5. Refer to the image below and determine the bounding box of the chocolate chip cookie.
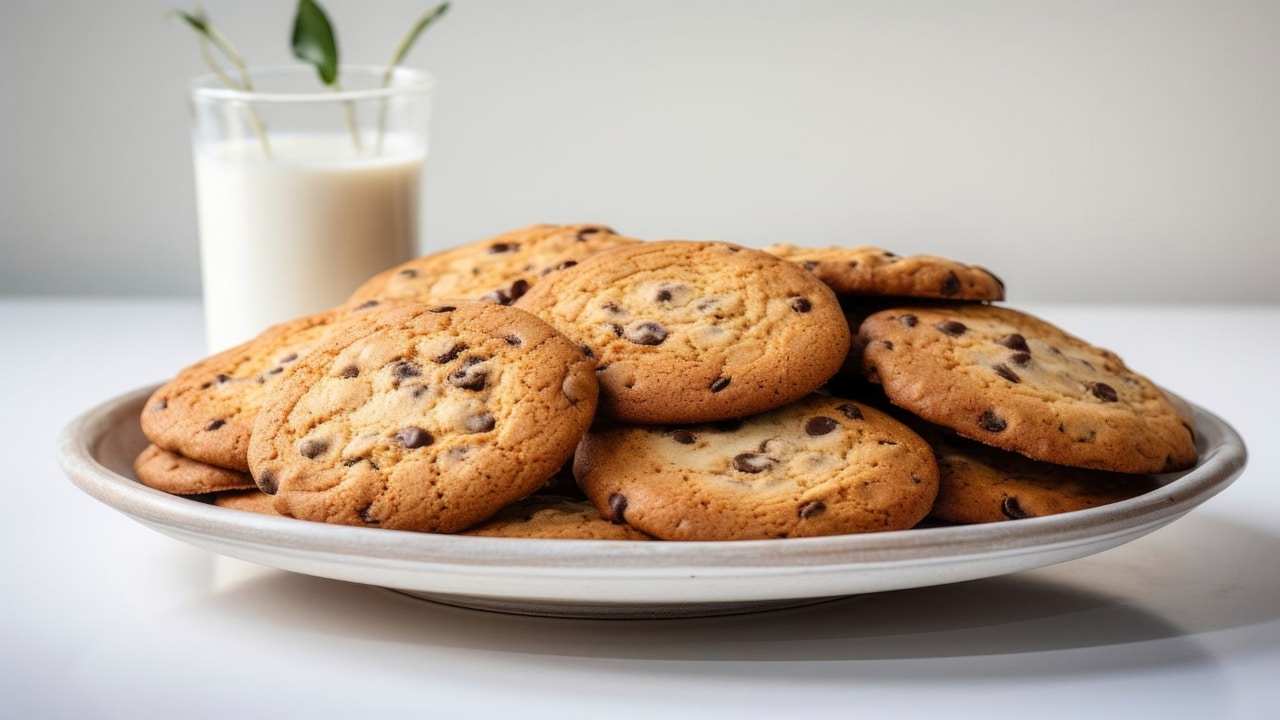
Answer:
[133,444,255,495]
[247,302,599,533]
[515,241,851,424]
[346,223,640,307]
[213,489,286,517]
[575,395,939,540]
[858,304,1197,473]
[928,430,1162,523]
[460,496,653,540]
[141,307,352,472]
[764,244,1005,301]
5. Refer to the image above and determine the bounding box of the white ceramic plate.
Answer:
[59,384,1248,619]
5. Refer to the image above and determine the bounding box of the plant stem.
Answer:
[333,81,364,153]
[197,18,272,157]
[375,3,448,155]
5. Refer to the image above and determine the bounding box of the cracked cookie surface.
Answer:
[247,302,598,532]
[346,223,639,307]
[765,244,1005,301]
[575,395,939,540]
[858,304,1197,473]
[515,241,850,424]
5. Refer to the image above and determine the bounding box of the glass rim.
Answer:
[189,64,434,103]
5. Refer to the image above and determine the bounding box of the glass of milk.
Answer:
[189,65,433,353]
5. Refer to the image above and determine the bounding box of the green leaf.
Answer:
[169,9,210,38]
[388,3,450,70]
[292,0,339,86]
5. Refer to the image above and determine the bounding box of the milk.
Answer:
[194,134,423,353]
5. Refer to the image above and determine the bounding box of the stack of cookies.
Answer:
[136,223,1198,540]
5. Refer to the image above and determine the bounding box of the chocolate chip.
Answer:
[836,403,864,420]
[488,242,520,253]
[428,305,456,313]
[214,373,231,384]
[1001,496,1029,520]
[607,493,628,523]
[466,413,496,433]
[503,334,522,346]
[993,364,1020,383]
[790,297,812,313]
[580,345,595,359]
[805,416,838,435]
[544,260,577,275]
[342,457,363,467]
[995,334,1030,353]
[710,376,731,393]
[352,299,380,311]
[625,321,668,346]
[881,340,894,350]
[340,365,360,378]
[508,279,529,302]
[934,320,967,336]
[978,410,1006,432]
[733,453,772,473]
[199,381,213,390]
[153,399,167,411]
[448,359,489,390]
[358,504,380,525]
[398,268,418,278]
[480,288,513,305]
[393,360,422,381]
[1010,352,1032,366]
[1088,382,1119,402]
[713,418,743,432]
[394,426,433,449]
[802,261,819,271]
[655,288,673,303]
[668,429,697,444]
[798,501,826,519]
[601,301,623,314]
[257,470,277,495]
[940,271,962,297]
[899,314,917,327]
[267,366,284,376]
[299,438,329,459]
[433,343,468,363]
[610,324,624,337]
[577,228,603,242]
[205,419,226,431]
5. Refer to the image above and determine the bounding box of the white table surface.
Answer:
[2,297,1277,719]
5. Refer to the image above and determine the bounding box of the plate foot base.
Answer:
[388,589,845,619]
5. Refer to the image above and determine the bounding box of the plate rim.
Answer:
[58,383,1249,577]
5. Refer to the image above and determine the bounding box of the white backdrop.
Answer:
[2,0,1278,302]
